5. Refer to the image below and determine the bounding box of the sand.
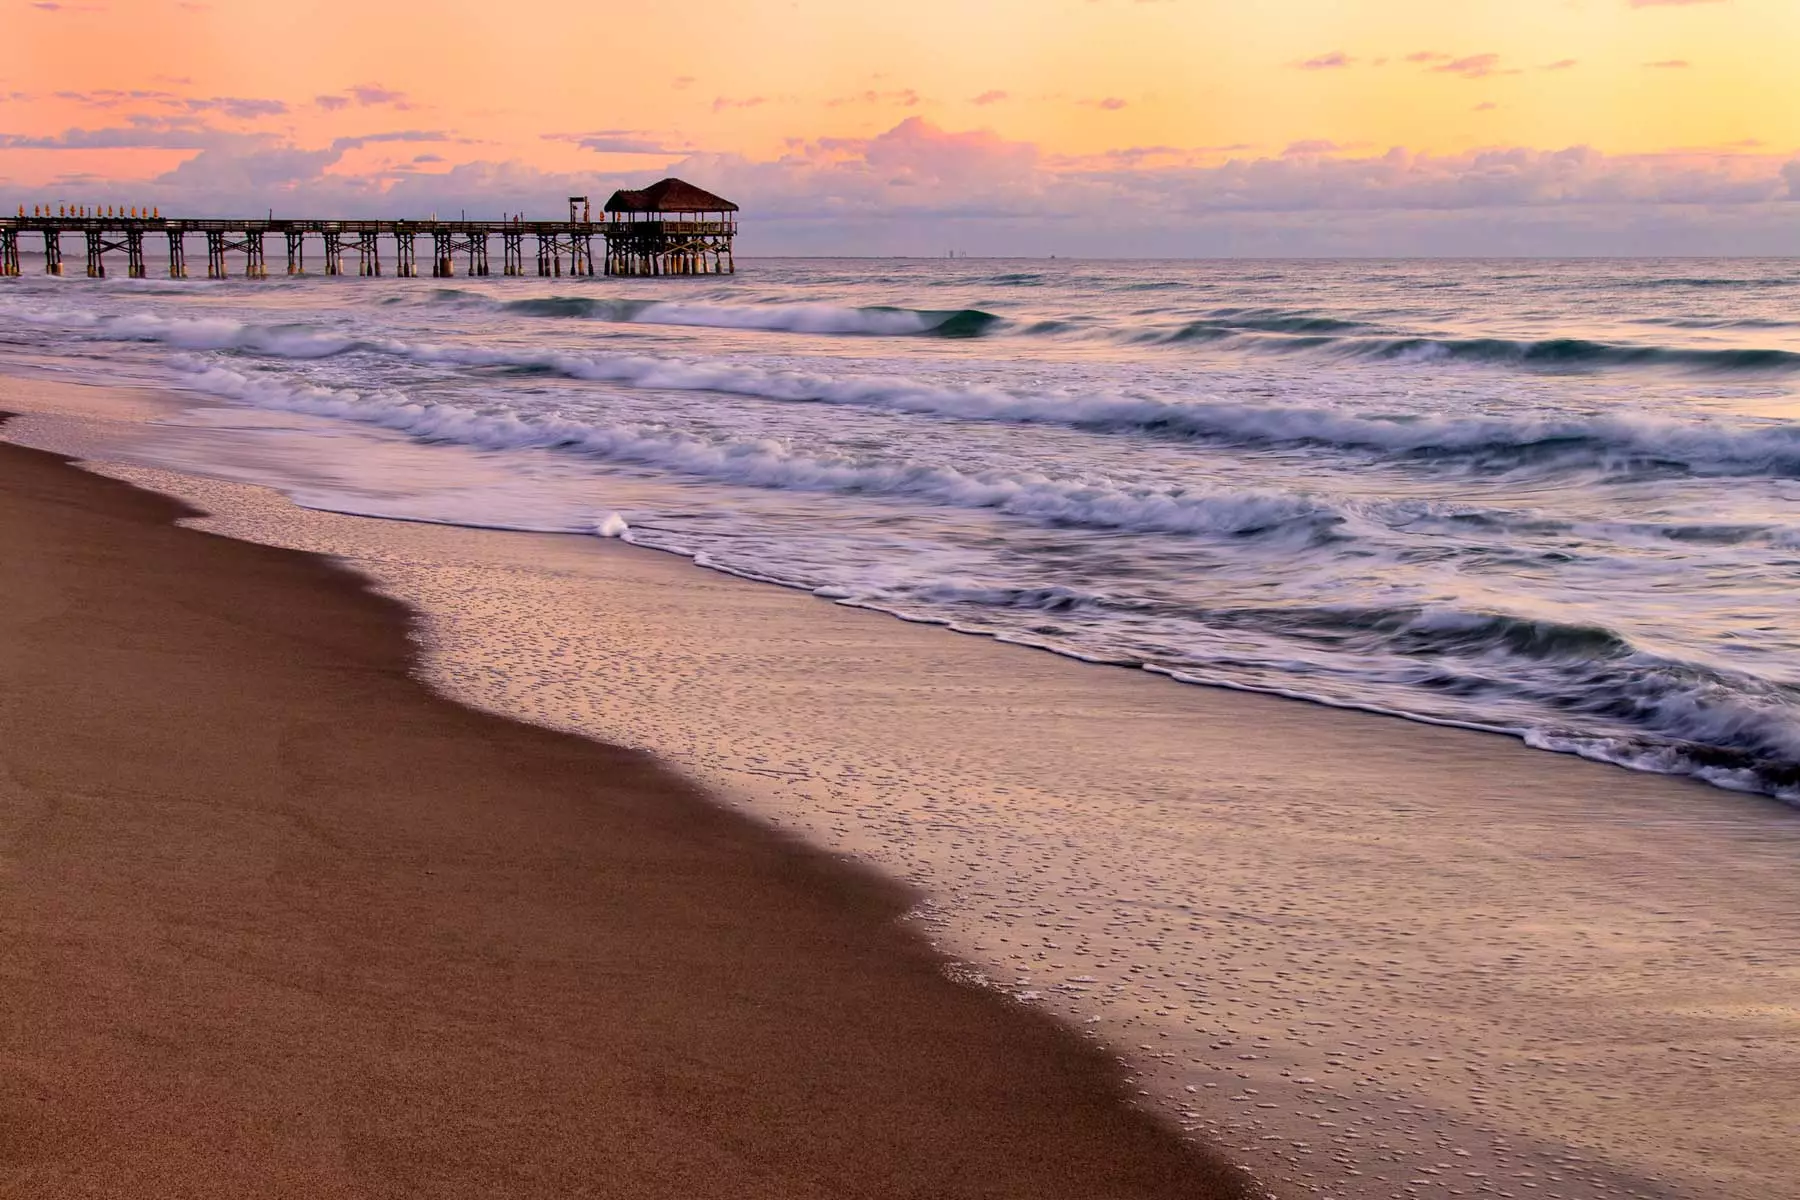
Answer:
[0,431,1255,1199]
[6,377,1800,1200]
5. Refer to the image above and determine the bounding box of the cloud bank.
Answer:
[5,116,1796,256]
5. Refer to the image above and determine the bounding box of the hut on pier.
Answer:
[602,178,737,276]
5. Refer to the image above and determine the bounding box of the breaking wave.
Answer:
[489,295,1003,337]
[76,311,1800,479]
[847,583,1800,801]
[179,364,1342,540]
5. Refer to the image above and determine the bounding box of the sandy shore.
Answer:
[6,377,1800,1200]
[0,431,1255,1198]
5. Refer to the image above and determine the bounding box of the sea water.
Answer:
[3,256,1798,801]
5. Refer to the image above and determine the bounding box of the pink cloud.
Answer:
[1296,51,1354,70]
[1646,59,1692,68]
[970,90,1009,106]
[11,115,1798,254]
[1432,54,1504,78]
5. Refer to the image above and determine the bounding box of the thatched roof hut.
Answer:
[604,178,739,217]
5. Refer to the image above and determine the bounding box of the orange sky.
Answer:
[3,0,1796,252]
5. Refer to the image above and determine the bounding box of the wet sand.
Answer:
[6,378,1800,1200]
[0,431,1255,1199]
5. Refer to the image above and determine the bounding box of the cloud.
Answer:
[0,124,211,150]
[1282,139,1339,156]
[1543,59,1579,70]
[826,89,922,109]
[314,84,414,111]
[1432,54,1504,78]
[183,96,289,119]
[147,129,455,191]
[1646,59,1692,68]
[1628,0,1726,7]
[1081,97,1129,111]
[712,95,767,112]
[672,76,696,90]
[30,2,106,11]
[1296,51,1355,70]
[545,129,684,155]
[1405,51,1452,63]
[12,117,1798,255]
[348,83,410,107]
[1474,102,1499,112]
[970,90,1009,106]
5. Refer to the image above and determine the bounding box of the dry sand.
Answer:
[0,431,1255,1199]
[6,378,1800,1200]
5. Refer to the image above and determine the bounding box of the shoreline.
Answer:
[0,428,1255,1198]
[6,377,1800,1200]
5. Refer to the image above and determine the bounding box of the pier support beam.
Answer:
[206,231,227,279]
[502,229,524,276]
[85,229,106,278]
[125,229,146,279]
[242,231,266,279]
[356,231,381,277]
[168,231,187,278]
[0,228,18,277]
[431,230,455,278]
[395,232,416,277]
[43,229,62,275]
[323,231,343,276]
[286,231,305,276]
[465,232,488,277]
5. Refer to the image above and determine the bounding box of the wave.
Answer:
[489,295,1003,337]
[80,311,1800,479]
[846,583,1800,801]
[179,364,1345,541]
[1339,335,1800,375]
[430,292,1800,372]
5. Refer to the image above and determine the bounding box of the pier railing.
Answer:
[0,215,738,278]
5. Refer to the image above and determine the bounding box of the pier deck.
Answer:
[0,215,738,279]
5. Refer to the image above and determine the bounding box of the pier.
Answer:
[0,178,738,280]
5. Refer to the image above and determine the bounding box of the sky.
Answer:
[3,0,1797,255]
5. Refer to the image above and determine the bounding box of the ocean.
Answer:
[4,256,1798,802]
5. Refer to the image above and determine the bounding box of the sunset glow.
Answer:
[4,0,1797,253]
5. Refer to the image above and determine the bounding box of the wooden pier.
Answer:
[0,179,737,280]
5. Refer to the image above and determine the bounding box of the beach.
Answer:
[0,420,1255,1199]
[4,373,1797,1200]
